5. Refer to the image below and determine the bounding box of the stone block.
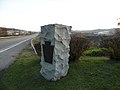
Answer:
[40,24,71,81]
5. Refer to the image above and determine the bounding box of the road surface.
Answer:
[0,34,38,71]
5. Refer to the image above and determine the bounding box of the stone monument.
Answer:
[40,24,71,81]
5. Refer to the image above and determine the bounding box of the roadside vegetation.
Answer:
[69,33,90,62]
[100,35,120,60]
[83,47,110,57]
[32,36,41,56]
[32,35,40,45]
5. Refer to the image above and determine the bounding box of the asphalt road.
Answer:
[0,34,38,71]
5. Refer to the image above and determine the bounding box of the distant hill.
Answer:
[73,28,120,36]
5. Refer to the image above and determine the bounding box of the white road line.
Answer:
[0,38,32,54]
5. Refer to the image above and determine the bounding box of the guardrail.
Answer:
[30,37,38,55]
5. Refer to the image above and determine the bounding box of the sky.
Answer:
[0,0,120,31]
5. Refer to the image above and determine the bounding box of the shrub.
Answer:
[69,33,90,62]
[34,42,41,56]
[83,48,110,56]
[100,34,120,60]
[115,28,120,36]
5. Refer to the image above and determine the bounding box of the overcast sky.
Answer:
[0,0,120,31]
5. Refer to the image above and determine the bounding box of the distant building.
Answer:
[7,28,15,35]
[14,29,20,36]
[0,27,7,37]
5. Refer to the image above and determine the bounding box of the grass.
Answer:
[0,45,120,90]
[33,36,40,45]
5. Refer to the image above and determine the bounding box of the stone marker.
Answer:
[40,24,71,81]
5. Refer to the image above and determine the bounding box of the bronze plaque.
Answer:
[42,41,54,64]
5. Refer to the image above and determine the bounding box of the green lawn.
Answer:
[0,45,120,90]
